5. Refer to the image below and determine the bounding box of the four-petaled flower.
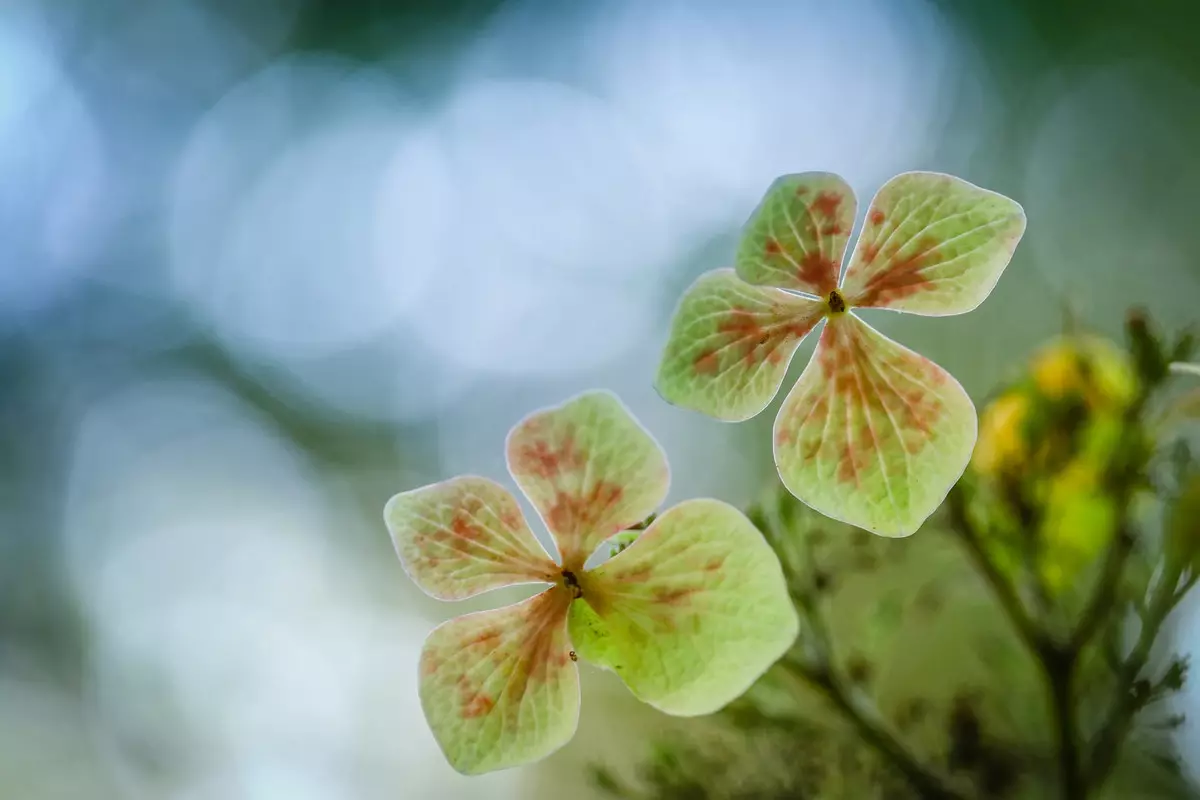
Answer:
[656,172,1026,536]
[385,391,798,774]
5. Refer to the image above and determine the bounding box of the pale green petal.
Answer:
[840,171,1025,315]
[568,499,799,716]
[419,588,578,774]
[506,391,669,571]
[655,269,825,422]
[385,476,558,601]
[773,313,977,537]
[736,172,857,296]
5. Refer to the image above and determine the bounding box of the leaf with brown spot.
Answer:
[736,172,857,296]
[506,391,669,570]
[385,476,558,600]
[773,313,977,536]
[419,589,578,774]
[841,172,1025,315]
[568,499,798,715]
[655,269,824,421]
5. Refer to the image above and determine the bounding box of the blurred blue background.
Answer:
[2,0,1199,797]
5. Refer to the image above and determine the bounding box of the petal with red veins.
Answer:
[385,476,558,601]
[773,313,977,537]
[568,499,798,715]
[419,588,578,774]
[841,172,1026,315]
[735,172,857,297]
[655,269,825,422]
[506,391,669,570]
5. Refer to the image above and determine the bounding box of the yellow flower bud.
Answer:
[972,391,1029,478]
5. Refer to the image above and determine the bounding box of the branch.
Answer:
[781,656,967,800]
[1069,524,1134,651]
[946,488,1044,653]
[1084,569,1183,790]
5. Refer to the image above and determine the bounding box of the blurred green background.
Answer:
[2,0,1199,797]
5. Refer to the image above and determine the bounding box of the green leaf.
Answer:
[419,588,578,774]
[773,313,976,537]
[568,498,799,715]
[840,172,1025,315]
[655,269,825,422]
[384,476,559,600]
[506,391,670,571]
[735,172,856,297]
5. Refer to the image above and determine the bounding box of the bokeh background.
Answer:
[2,0,1199,797]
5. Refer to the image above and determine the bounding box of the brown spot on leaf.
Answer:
[462,692,495,718]
[811,191,843,220]
[654,585,700,606]
[694,350,719,375]
[869,209,885,225]
[852,235,939,308]
[546,481,624,537]
[511,428,586,480]
[797,252,839,294]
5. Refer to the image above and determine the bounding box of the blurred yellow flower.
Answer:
[1030,337,1137,410]
[1039,460,1116,593]
[972,391,1029,478]
[971,335,1139,594]
[1031,343,1084,400]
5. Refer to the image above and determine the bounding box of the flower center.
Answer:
[827,289,846,315]
[561,570,583,599]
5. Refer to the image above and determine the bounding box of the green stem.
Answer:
[1085,569,1181,790]
[1168,361,1200,377]
[1043,646,1085,800]
[1069,526,1133,651]
[783,658,966,800]
[946,490,1042,653]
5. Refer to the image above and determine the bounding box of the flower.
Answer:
[656,172,1026,536]
[384,391,798,774]
[969,336,1139,592]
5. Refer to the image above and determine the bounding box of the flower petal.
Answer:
[840,171,1026,315]
[385,476,558,600]
[568,499,798,716]
[419,588,578,774]
[735,172,857,297]
[773,313,977,537]
[506,391,669,570]
[655,269,825,422]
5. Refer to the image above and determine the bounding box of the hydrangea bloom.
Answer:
[385,391,798,774]
[656,172,1026,536]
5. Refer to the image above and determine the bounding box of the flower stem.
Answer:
[782,657,967,800]
[1085,567,1182,790]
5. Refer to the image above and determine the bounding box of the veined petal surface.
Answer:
[656,269,825,422]
[568,499,798,715]
[385,476,558,600]
[419,589,578,774]
[773,313,977,536]
[506,391,669,570]
[736,172,857,297]
[840,171,1025,315]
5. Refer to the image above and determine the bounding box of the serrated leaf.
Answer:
[506,391,670,571]
[655,269,825,422]
[419,588,578,774]
[385,476,558,601]
[773,313,976,537]
[568,498,799,715]
[840,172,1025,315]
[736,172,856,297]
